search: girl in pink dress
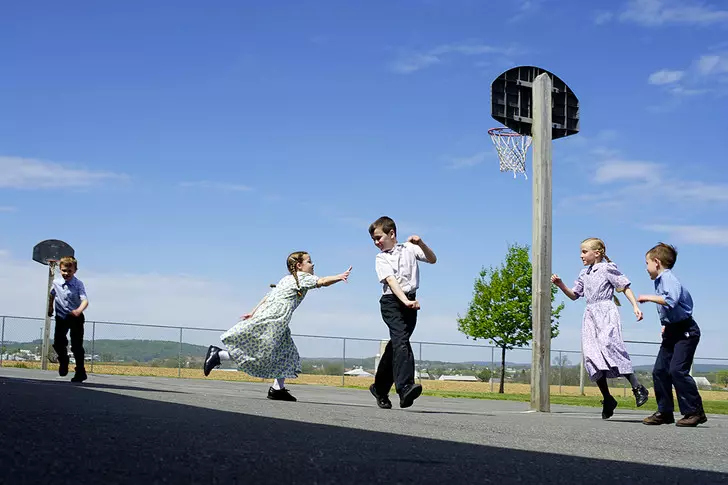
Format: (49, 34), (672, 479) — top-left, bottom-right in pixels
(552, 238), (649, 419)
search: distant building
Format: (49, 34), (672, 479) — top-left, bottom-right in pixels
(694, 377), (711, 390)
(438, 375), (478, 382)
(344, 367), (374, 377)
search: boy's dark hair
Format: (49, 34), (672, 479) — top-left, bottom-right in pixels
(646, 242), (678, 269)
(368, 216), (396, 237)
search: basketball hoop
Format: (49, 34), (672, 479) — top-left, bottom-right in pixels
(488, 127), (532, 179)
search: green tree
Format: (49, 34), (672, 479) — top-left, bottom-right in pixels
(716, 370), (728, 387)
(475, 368), (492, 382)
(457, 243), (564, 393)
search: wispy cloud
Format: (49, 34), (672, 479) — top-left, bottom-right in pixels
(646, 225), (728, 245)
(0, 156), (127, 189)
(445, 151), (491, 169)
(389, 42), (522, 74)
(510, 0), (544, 22)
(178, 181), (252, 192)
(0, 206), (16, 212)
(648, 69), (685, 85)
(594, 10), (614, 25)
(614, 0), (728, 27)
(648, 52), (728, 102)
(594, 160), (661, 184)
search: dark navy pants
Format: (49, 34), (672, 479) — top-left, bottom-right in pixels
(374, 291), (417, 396)
(653, 318), (703, 415)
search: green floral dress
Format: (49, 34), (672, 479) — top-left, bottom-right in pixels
(221, 272), (319, 379)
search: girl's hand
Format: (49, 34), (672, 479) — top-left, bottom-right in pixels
(241, 313), (253, 320)
(633, 306), (643, 322)
(339, 266), (353, 282)
(550, 274), (562, 285)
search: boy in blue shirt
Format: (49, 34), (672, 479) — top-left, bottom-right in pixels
(47, 256), (89, 383)
(638, 243), (706, 427)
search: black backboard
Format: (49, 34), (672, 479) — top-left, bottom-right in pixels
(32, 239), (75, 265)
(491, 66), (579, 139)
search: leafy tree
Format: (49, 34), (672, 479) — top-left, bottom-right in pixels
(716, 370), (728, 387)
(475, 368), (492, 382)
(457, 243), (564, 393)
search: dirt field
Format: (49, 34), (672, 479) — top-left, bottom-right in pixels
(4, 361), (727, 401)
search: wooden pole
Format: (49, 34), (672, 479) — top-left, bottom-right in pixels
(530, 73), (553, 412)
(41, 262), (55, 370)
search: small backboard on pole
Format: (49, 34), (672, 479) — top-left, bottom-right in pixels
(489, 66), (579, 412)
(32, 239), (75, 370)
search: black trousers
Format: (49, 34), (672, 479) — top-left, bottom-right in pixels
(53, 314), (86, 369)
(653, 317), (703, 415)
(374, 292), (417, 396)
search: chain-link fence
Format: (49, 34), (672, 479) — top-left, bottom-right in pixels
(2, 315), (728, 394)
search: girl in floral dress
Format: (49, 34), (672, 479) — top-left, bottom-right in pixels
(203, 251), (352, 401)
(552, 238), (649, 419)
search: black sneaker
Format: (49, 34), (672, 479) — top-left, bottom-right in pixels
(58, 356), (69, 377)
(267, 387), (297, 402)
(369, 384), (392, 409)
(71, 367), (87, 383)
(399, 384), (423, 409)
(632, 385), (649, 407)
(203, 346), (221, 376)
(601, 395), (618, 419)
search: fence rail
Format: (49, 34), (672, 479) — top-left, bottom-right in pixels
(2, 315), (727, 395)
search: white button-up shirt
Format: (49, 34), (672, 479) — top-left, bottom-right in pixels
(375, 242), (428, 295)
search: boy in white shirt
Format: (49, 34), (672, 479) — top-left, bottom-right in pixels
(368, 216), (437, 409)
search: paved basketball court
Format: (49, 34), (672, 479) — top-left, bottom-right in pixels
(1, 368), (726, 484)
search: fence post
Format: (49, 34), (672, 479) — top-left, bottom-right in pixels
(490, 346), (495, 393)
(579, 352), (585, 396)
(342, 338), (346, 386)
(1, 316), (5, 367)
(178, 327), (183, 378)
(559, 351), (563, 395)
(91, 321), (96, 373)
(418, 342), (423, 384)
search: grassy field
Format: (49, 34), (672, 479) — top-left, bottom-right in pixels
(4, 361), (727, 414)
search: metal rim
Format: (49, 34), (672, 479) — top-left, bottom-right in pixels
(488, 127), (525, 137)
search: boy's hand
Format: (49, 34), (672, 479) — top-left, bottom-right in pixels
(407, 235), (422, 245)
(404, 299), (420, 310)
(47, 311), (53, 318)
(70, 309), (82, 317)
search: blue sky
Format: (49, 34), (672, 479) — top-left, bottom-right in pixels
(1, 0), (727, 365)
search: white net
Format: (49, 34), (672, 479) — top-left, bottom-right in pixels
(488, 128), (532, 179)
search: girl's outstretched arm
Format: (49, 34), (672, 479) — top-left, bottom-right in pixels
(622, 287), (644, 321)
(242, 293), (269, 320)
(316, 266), (353, 288)
(551, 274), (579, 301)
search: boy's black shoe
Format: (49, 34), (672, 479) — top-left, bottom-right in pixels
(203, 346), (221, 376)
(399, 384), (423, 409)
(369, 384), (392, 409)
(71, 367), (87, 383)
(601, 395), (618, 419)
(267, 387), (297, 402)
(632, 385), (649, 407)
(643, 411), (675, 425)
(58, 356), (69, 377)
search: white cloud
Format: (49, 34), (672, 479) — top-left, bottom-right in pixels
(0, 156), (127, 189)
(696, 53), (728, 75)
(390, 42), (521, 74)
(594, 10), (614, 24)
(619, 0), (728, 27)
(446, 151), (491, 169)
(594, 160), (661, 184)
(646, 225), (728, 245)
(178, 181), (252, 192)
(648, 69), (685, 85)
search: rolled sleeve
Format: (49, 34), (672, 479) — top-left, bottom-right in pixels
(298, 272), (320, 290)
(77, 281), (88, 301)
(658, 274), (680, 309)
(407, 242), (428, 262)
(571, 272), (585, 298)
(375, 254), (394, 283)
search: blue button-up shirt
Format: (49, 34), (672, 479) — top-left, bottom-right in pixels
(653, 269), (692, 325)
(50, 276), (87, 318)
